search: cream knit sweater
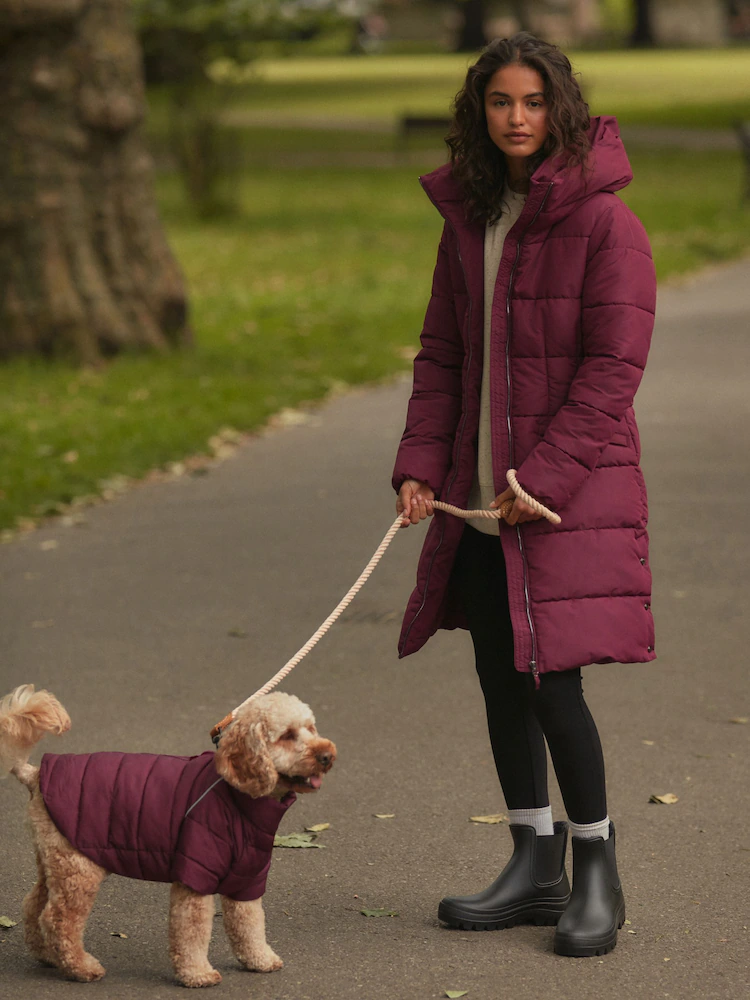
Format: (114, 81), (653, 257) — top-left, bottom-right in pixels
(467, 185), (527, 534)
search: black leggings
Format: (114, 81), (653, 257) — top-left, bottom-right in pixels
(452, 527), (607, 824)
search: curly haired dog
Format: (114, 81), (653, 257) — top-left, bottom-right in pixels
(0, 684), (335, 987)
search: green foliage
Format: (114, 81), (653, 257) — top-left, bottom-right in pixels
(134, 0), (352, 85)
(133, 2), (355, 215)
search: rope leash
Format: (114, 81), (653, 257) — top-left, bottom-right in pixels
(210, 469), (560, 742)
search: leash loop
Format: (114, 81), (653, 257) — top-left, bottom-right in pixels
(210, 469), (559, 740)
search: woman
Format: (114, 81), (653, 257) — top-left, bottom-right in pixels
(393, 34), (656, 957)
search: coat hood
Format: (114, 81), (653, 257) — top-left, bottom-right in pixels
(420, 116), (632, 235)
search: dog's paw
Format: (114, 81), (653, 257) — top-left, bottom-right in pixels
(65, 954), (106, 982)
(177, 967), (223, 988)
(247, 946), (283, 973)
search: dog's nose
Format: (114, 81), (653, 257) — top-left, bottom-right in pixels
(316, 751), (333, 768)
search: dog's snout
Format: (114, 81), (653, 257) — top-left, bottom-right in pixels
(316, 751), (333, 768)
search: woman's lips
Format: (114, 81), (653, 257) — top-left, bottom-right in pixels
(507, 133), (532, 144)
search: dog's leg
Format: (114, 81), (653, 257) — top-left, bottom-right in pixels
(221, 895), (283, 973)
(39, 858), (106, 981)
(169, 882), (222, 988)
(22, 849), (56, 966)
(29, 791), (106, 982)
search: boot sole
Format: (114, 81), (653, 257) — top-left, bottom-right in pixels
(553, 912), (626, 957)
(438, 899), (569, 931)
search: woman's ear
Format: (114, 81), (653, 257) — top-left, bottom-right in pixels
(214, 717), (277, 797)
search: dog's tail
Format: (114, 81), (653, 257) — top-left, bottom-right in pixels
(0, 684), (70, 784)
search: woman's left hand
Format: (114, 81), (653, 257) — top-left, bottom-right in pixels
(491, 487), (543, 526)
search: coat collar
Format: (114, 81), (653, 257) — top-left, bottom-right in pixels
(419, 115), (632, 242)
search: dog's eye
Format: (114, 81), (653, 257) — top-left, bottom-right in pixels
(280, 729), (297, 741)
(308, 724), (317, 735)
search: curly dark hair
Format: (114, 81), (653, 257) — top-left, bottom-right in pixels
(446, 33), (591, 224)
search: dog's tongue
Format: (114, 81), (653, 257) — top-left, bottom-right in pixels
(309, 775), (323, 789)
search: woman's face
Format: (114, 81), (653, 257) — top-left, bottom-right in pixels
(484, 63), (549, 163)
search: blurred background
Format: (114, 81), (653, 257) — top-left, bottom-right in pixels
(0, 0), (748, 534)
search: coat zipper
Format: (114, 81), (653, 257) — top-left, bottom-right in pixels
(505, 182), (553, 685)
(400, 188), (473, 655)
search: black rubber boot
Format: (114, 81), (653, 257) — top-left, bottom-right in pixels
(438, 821), (571, 930)
(553, 822), (626, 957)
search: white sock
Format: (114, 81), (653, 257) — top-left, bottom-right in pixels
(507, 806), (554, 837)
(568, 817), (610, 841)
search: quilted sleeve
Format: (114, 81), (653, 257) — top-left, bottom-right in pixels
(513, 201), (656, 514)
(392, 223), (465, 495)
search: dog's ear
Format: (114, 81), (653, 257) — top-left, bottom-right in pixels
(214, 717), (277, 797)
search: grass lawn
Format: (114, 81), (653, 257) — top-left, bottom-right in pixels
(216, 49), (750, 129)
(1, 140), (748, 534)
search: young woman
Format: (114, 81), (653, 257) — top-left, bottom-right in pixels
(393, 34), (656, 957)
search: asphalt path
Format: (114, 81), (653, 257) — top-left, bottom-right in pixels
(1, 259), (749, 999)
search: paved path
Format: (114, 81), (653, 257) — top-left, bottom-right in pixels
(1, 259), (749, 999)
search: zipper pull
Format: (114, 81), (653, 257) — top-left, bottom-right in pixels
(529, 660), (540, 689)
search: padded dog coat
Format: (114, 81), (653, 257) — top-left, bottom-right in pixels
(39, 750), (296, 900)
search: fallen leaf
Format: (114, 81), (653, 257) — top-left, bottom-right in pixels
(373, 813), (395, 820)
(360, 908), (398, 918)
(110, 931), (128, 938)
(729, 717), (748, 725)
(40, 539), (58, 551)
(305, 823), (330, 833)
(227, 628), (248, 639)
(445, 992), (469, 999)
(627, 929), (637, 935)
(664, 957), (671, 962)
(469, 814), (508, 825)
(0, 916), (17, 928)
(649, 793), (679, 805)
(31, 620), (55, 629)
(62, 450), (79, 464)
(624, 919), (632, 925)
(274, 832), (324, 849)
(642, 740), (655, 746)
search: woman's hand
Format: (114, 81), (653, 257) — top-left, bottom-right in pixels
(491, 487), (542, 526)
(397, 479), (435, 527)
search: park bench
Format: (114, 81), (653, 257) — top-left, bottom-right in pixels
(397, 114), (452, 155)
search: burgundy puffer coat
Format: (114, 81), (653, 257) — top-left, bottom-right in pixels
(393, 117), (656, 679)
(39, 751), (296, 900)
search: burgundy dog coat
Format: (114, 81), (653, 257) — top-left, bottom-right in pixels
(39, 751), (296, 900)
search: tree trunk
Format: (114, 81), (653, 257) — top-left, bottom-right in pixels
(0, 0), (190, 363)
(510, 1), (533, 33)
(455, 0), (487, 51)
(570, 0), (602, 42)
(630, 0), (655, 47)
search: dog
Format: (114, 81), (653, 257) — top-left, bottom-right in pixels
(0, 684), (336, 986)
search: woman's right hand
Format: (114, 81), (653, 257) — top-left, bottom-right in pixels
(397, 479), (435, 527)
